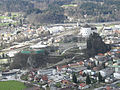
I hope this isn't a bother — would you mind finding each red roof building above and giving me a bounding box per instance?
[41,75,48,81]
[61,80,70,85]
[79,83,86,87]
[98,53,104,56]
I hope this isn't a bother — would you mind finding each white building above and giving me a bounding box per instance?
[30,42,47,49]
[7,51,19,57]
[1,18,16,23]
[113,60,120,79]
[48,74,64,82]
[99,68,114,77]
[114,73,120,79]
[114,25,120,30]
[37,69,56,76]
[80,24,97,37]
[0,71,2,80]
[47,26,65,34]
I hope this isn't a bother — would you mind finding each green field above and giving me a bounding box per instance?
[11,12,20,17]
[0,12,20,19]
[117,83,120,87]
[0,16,10,19]
[0,22,17,26]
[0,23,9,26]
[0,80,26,90]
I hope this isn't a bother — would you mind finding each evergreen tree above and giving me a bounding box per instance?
[98,72,103,82]
[19,19,23,26]
[2,53,5,58]
[72,73,77,83]
[82,72,86,77]
[93,61,96,67]
[86,75,91,84]
[46,84,50,90]
[86,32,111,57]
[102,63,106,68]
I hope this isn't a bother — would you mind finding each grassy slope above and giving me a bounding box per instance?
[0,80,26,90]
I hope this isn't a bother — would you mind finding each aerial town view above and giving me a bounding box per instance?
[0,0,120,90]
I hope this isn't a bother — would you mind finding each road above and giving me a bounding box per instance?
[49,21,120,27]
[94,80,120,90]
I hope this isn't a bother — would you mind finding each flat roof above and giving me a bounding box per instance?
[30,44,47,49]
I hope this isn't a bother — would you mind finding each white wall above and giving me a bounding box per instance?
[114,73,120,79]
[80,27,97,37]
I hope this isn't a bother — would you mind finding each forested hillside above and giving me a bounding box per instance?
[0,0,34,12]
[67,0,120,22]
[0,0,120,24]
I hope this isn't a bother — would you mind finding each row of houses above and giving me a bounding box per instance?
[24,41,120,89]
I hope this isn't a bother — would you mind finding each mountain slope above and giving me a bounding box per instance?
[0,0,120,24]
